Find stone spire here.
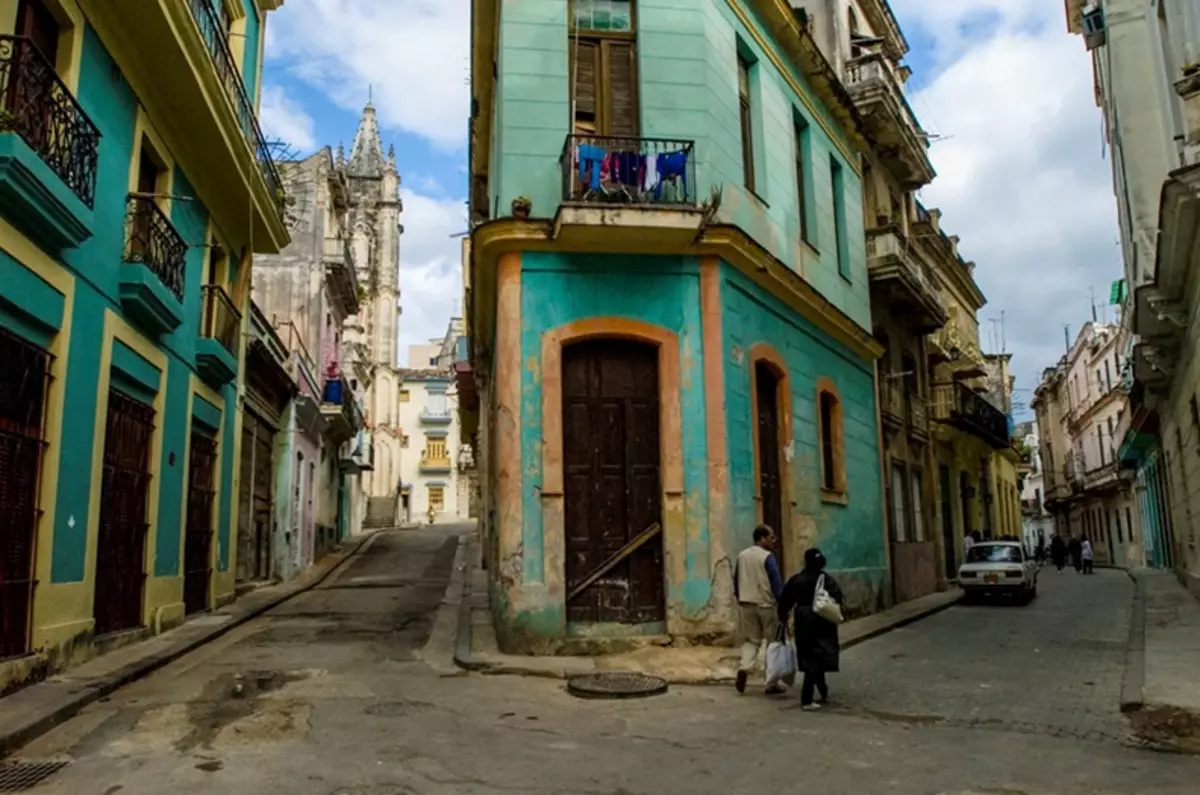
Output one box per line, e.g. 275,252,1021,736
349,102,385,177
386,143,396,171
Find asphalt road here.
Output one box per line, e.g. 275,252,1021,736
12,533,1199,795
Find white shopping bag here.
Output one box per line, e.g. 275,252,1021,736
765,626,797,688
813,574,844,625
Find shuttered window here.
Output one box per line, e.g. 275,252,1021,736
569,1,639,137
570,38,639,136
738,55,755,193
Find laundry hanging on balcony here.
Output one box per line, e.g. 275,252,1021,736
571,140,691,204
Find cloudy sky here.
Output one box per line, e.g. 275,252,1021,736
259,0,1120,415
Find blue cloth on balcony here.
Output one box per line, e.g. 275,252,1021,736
655,150,689,201
577,144,607,191
608,151,642,188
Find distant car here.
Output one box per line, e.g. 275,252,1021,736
959,541,1038,603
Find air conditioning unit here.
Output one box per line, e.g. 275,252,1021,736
1083,4,1106,51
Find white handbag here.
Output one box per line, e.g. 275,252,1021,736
813,574,844,625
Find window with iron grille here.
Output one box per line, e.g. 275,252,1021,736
0,329,52,660
93,390,155,636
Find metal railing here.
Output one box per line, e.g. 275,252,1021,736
124,194,187,301
909,395,929,435
866,226,944,302
201,284,241,357
1084,460,1119,488
419,452,452,469
930,382,1009,448
560,134,697,206
420,407,453,422
0,35,100,207
273,318,315,373
185,0,283,209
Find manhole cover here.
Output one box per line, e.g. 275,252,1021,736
0,759,69,792
567,672,668,699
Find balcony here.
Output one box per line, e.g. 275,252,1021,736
120,194,186,335
0,35,100,250
340,429,374,474
929,323,986,378
197,285,241,386
553,134,704,247
322,236,359,317
866,226,947,332
908,395,930,443
844,53,934,188
930,382,1009,449
420,407,453,425
879,379,905,432
1084,460,1121,492
81,1,287,253
419,451,452,473
320,375,362,442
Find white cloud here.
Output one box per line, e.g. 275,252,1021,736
892,1,1119,414
266,0,468,150
259,84,318,153
396,188,468,365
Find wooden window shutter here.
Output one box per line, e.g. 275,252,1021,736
573,40,599,131
603,40,639,137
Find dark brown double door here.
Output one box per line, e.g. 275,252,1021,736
563,340,664,625
94,391,155,636
756,363,784,568
184,431,218,615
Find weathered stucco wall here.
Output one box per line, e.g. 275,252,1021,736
720,265,886,616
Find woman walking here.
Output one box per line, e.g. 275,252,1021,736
778,548,844,711
1050,534,1067,572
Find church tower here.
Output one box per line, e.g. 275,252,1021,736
344,102,404,508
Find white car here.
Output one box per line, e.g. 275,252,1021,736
958,541,1038,603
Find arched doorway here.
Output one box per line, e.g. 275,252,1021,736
755,360,784,570
562,338,665,625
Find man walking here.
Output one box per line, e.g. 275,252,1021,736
734,525,784,695
1069,535,1083,573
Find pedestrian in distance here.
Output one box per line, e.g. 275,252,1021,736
733,524,785,695
1050,534,1067,572
1069,535,1083,573
964,530,977,556
778,548,844,711
1081,537,1095,574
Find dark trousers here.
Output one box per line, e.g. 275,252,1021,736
1083,559,1094,574
800,670,828,705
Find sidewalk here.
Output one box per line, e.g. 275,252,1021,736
1124,568,1200,753
453,536,962,684
0,530,380,758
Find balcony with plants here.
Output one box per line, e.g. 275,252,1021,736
120,194,187,335
0,34,100,250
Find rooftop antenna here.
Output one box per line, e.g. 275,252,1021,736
1089,286,1098,323
1064,324,1071,353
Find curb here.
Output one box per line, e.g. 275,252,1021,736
452,536,488,673
453,559,963,683
0,530,380,759
418,532,471,676
1121,570,1147,713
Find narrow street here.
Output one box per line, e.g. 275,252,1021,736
13,529,1198,795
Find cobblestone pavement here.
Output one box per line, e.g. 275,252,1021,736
833,566,1134,744
12,536,1200,795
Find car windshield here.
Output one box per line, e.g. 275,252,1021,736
967,544,1023,564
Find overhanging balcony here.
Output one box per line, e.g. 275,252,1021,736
930,382,1009,449
323,236,359,317
320,375,362,443
1083,460,1121,493
80,0,287,253
845,53,935,187
120,194,186,336
929,323,986,379
0,35,100,250
553,134,704,247
866,226,947,332
197,284,241,386
419,451,452,473
420,407,453,425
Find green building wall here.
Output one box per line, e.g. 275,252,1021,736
491,0,871,329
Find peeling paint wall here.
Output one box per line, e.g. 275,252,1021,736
721,265,887,616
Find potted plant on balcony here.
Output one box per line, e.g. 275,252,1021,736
511,196,532,218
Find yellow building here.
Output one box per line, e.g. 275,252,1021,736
916,205,1022,578
0,0,288,688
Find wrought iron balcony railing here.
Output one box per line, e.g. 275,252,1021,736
0,35,100,207
560,134,696,207
186,0,283,209
930,382,1009,448
124,194,187,301
201,284,241,357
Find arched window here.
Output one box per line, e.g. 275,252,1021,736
816,378,847,501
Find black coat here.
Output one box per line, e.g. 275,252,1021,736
778,569,844,674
